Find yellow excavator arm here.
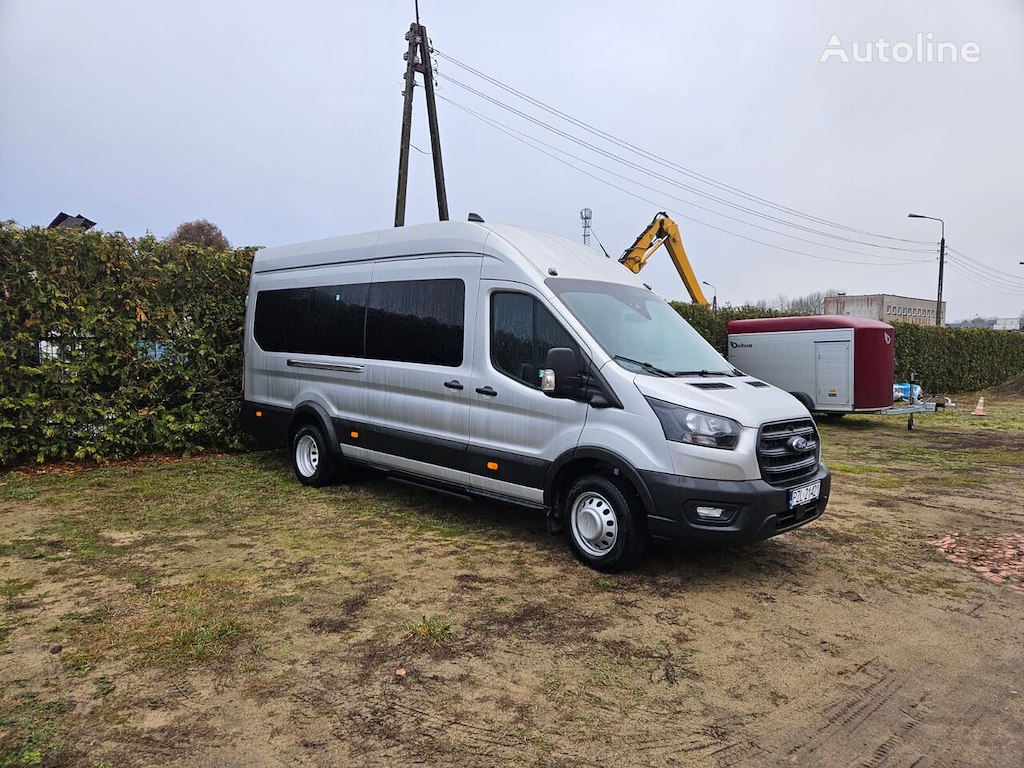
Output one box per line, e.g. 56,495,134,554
618,212,709,306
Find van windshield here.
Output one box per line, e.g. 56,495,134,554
547,279,735,377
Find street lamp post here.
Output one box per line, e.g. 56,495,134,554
908,213,945,326
702,281,718,312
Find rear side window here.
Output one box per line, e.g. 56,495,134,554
365,279,465,366
254,288,314,353
254,285,367,356
491,292,580,388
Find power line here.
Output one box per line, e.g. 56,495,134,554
947,247,1024,286
439,95,927,268
433,48,935,247
945,256,1024,292
944,259,1024,296
439,94,932,265
437,70,935,255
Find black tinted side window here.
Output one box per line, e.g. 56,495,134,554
491,292,580,388
309,284,368,357
254,285,368,355
254,288,313,352
365,279,464,366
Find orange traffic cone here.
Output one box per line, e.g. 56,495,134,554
972,397,986,416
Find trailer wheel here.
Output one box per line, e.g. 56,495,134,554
792,392,814,412
563,474,646,572
292,423,337,487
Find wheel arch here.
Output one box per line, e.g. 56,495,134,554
544,447,655,520
288,401,342,454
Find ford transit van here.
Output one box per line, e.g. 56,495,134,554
241,221,830,571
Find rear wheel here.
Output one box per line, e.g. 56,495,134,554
564,474,646,572
292,423,337,487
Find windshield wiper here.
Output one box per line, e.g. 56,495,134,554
672,369,738,377
612,355,673,377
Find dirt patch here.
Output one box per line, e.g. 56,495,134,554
924,429,1023,450
989,373,1024,396
2,405,1024,766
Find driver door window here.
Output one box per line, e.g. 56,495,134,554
491,292,580,388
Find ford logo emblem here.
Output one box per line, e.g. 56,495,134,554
788,436,809,451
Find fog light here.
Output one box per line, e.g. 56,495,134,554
695,506,728,521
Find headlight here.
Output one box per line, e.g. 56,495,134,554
645,397,741,450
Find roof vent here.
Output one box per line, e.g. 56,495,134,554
467,212,485,223
689,382,735,390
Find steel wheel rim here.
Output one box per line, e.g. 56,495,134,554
296,434,319,477
570,491,618,557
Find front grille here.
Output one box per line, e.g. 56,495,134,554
757,418,820,487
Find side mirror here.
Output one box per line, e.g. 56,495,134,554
541,347,582,397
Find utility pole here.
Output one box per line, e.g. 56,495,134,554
394,24,419,228
908,213,945,326
394,21,449,227
580,208,592,246
937,232,946,327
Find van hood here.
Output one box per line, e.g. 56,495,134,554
633,375,809,428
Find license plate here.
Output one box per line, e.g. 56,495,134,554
789,481,821,509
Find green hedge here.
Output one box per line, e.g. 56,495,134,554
0,223,254,465
672,302,1024,393
890,322,1024,393
1,222,1021,466
672,303,787,353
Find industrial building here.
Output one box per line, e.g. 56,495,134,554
823,293,946,326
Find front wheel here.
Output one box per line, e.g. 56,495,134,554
292,423,337,487
563,474,646,572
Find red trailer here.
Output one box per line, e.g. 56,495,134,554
726,316,894,413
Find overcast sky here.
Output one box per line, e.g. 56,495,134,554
2,1,1023,320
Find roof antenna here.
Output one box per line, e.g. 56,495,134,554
590,226,611,259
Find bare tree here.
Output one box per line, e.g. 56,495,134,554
167,219,230,250
749,288,841,315
784,289,842,315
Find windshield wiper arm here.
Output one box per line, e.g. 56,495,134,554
672,369,737,377
612,355,673,377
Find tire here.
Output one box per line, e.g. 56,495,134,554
792,392,814,412
291,422,337,487
563,474,646,572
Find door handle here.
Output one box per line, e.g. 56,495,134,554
475,386,498,397
444,380,464,390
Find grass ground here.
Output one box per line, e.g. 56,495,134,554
1,392,1022,767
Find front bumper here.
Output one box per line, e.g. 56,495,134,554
638,463,831,544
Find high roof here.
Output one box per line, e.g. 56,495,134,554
251,220,644,288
